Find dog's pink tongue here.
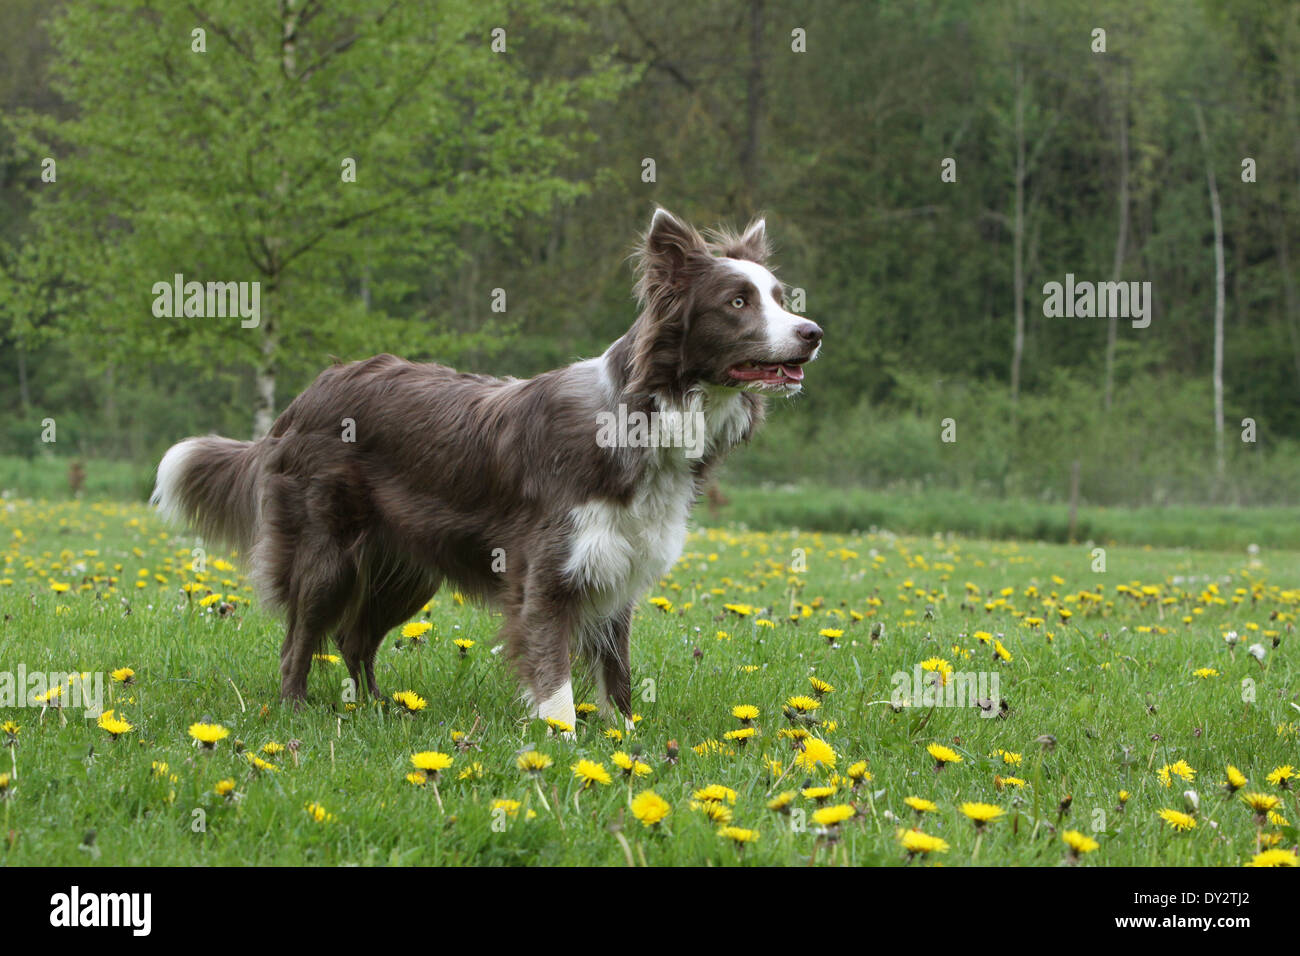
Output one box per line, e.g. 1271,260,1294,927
781,364,804,382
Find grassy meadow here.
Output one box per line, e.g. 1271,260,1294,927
0,498,1298,866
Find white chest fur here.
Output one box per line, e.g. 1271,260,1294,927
564,386,749,617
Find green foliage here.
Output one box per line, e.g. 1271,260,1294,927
3,0,627,433
739,369,1300,508
0,0,1297,507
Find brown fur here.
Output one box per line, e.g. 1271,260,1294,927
152,208,821,719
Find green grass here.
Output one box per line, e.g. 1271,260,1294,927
7,454,1299,549
0,499,1297,866
0,455,152,502
712,484,1300,550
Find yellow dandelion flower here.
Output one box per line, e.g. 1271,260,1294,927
490,798,536,820
795,737,837,772
1158,808,1197,831
611,751,652,777
304,801,334,823
188,722,229,746
808,677,835,695
630,790,672,827
517,751,553,774
802,784,836,801
898,828,949,855
1157,760,1196,787
411,751,453,776
96,709,133,738
718,826,758,844
391,690,427,713
785,695,821,713
927,742,962,766
693,784,738,804
1246,848,1297,867
401,620,433,639
767,791,796,812
812,804,856,827
920,657,953,685
691,800,733,824
1062,830,1099,854
571,759,611,788
1266,765,1295,787
1242,792,1281,814
959,802,1004,826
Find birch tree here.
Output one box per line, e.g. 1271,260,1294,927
9,0,623,437
1192,100,1226,479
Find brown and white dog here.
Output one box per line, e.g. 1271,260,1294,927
151,208,822,729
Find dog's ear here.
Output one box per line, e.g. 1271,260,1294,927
737,217,770,261
628,208,707,398
705,215,771,264
635,207,708,304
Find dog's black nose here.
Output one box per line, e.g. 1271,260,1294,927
796,322,823,346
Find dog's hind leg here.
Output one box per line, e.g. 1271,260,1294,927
279,534,357,705
339,561,439,701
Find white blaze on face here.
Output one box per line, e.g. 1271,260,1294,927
720,257,812,359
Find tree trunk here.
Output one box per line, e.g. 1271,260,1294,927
16,345,30,416
740,0,765,214
252,0,300,439
1276,212,1300,389
1010,53,1026,404
1104,69,1129,413
1193,102,1226,481
254,306,277,439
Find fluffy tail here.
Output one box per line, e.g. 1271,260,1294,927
151,437,261,552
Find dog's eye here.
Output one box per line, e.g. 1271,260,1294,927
730,296,746,309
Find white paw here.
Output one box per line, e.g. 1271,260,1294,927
534,679,577,732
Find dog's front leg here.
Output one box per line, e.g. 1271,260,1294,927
505,573,580,737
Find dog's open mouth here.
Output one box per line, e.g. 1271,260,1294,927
727,358,807,385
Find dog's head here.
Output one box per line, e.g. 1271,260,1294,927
628,207,822,398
